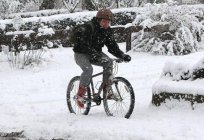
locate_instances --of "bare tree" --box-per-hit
[22,0,63,11]
[39,0,55,10]
[116,0,146,8]
[22,0,43,11]
[82,0,95,10]
[0,0,24,19]
[90,0,115,10]
[63,0,80,12]
[198,0,204,3]
[54,0,64,9]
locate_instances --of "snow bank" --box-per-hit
[153,51,204,95]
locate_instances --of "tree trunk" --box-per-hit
[82,0,95,10]
[116,0,119,8]
[54,0,64,9]
[199,0,204,3]
[39,0,55,10]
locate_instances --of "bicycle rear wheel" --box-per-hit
[103,77,135,119]
[67,76,91,115]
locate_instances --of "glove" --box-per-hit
[122,54,131,62]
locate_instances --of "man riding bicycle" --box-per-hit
[73,9,131,108]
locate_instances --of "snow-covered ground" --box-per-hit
[1,43,204,140]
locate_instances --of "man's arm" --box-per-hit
[105,28,131,62]
[105,28,124,58]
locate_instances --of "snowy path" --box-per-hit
[1,46,204,140]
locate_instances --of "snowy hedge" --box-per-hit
[7,9,70,19]
[0,9,136,32]
[132,3,204,55]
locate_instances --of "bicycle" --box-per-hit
[66,59,135,119]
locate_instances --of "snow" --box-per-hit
[1,43,204,140]
[153,77,204,95]
[1,3,204,140]
[38,27,55,36]
[6,30,35,36]
[8,9,69,19]
[153,51,204,95]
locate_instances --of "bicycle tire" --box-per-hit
[103,77,135,119]
[66,76,91,115]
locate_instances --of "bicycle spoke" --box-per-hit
[119,103,125,116]
[110,102,117,111]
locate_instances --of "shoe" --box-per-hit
[106,90,114,99]
[103,84,114,100]
[76,85,86,108]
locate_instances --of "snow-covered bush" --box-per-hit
[152,51,204,107]
[1,43,52,69]
[132,3,204,55]
[0,23,55,69]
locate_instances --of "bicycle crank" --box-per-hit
[92,94,102,105]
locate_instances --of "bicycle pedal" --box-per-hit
[83,98,91,103]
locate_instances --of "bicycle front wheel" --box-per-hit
[66,76,91,115]
[103,77,135,119]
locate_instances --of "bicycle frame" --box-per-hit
[89,58,122,98]
[89,72,104,96]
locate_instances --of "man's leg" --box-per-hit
[74,53,93,87]
[74,53,93,108]
[91,53,113,86]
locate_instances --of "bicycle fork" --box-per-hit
[102,79,124,102]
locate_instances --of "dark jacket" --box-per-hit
[73,17,124,58]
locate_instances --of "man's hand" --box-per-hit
[122,54,131,62]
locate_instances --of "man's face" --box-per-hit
[99,19,110,29]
